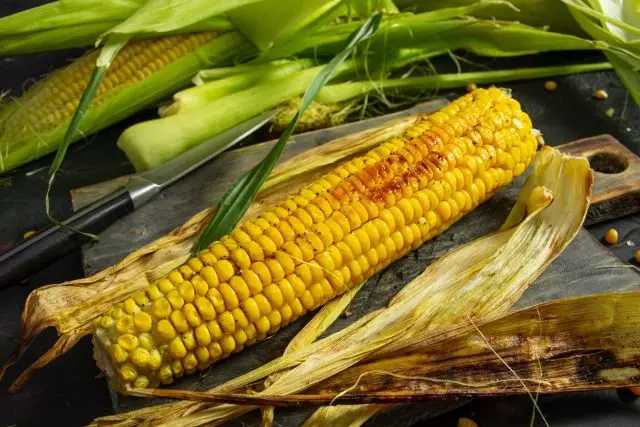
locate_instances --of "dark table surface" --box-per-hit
[1,2,640,426]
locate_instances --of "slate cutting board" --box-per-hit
[71,100,640,425]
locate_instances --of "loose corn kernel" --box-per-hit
[544,80,557,92]
[605,228,618,245]
[594,89,608,100]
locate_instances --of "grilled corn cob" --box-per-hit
[93,88,538,390]
[0,32,219,173]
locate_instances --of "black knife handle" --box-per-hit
[0,190,135,290]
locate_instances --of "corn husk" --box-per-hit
[90,146,593,426]
[130,291,640,406]
[0,114,416,392]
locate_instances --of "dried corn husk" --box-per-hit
[0,116,416,392]
[130,291,640,405]
[91,146,594,426]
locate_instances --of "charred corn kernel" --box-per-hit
[605,228,618,244]
[95,89,537,389]
[111,344,128,363]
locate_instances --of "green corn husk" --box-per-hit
[0,0,234,55]
[159,59,316,117]
[0,32,255,173]
[117,61,356,172]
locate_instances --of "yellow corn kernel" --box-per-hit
[208,342,223,359]
[159,365,173,384]
[194,324,211,346]
[277,279,295,304]
[221,335,236,353]
[116,315,135,335]
[183,352,198,371]
[192,275,209,296]
[194,296,216,320]
[242,270,264,294]
[200,266,219,288]
[171,360,184,377]
[156,279,174,294]
[123,298,140,315]
[207,288,226,313]
[263,284,284,308]
[111,344,128,363]
[182,331,197,350]
[214,260,235,282]
[219,283,240,309]
[183,303,202,327]
[131,348,150,368]
[166,289,185,310]
[251,262,272,286]
[241,298,261,323]
[119,363,138,383]
[232,307,249,329]
[151,298,172,319]
[170,310,190,333]
[134,312,153,333]
[178,281,196,303]
[218,311,236,334]
[118,334,139,351]
[138,332,154,349]
[207,320,224,340]
[149,349,162,370]
[254,293,272,316]
[195,346,210,364]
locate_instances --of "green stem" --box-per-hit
[316,62,614,104]
[162,59,316,116]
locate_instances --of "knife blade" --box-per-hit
[0,110,275,289]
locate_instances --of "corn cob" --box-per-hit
[93,88,538,390]
[0,32,219,173]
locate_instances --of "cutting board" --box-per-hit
[71,100,640,425]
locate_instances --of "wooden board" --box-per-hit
[71,103,640,425]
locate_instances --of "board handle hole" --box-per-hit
[588,151,628,174]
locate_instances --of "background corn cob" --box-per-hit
[93,88,538,390]
[0,31,253,173]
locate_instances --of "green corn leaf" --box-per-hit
[194,11,383,253]
[45,36,128,239]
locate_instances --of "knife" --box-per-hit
[0,110,275,290]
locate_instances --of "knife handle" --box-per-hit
[0,190,135,290]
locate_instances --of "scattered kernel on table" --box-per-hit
[458,417,478,427]
[23,230,36,239]
[635,249,640,263]
[544,80,558,92]
[466,82,477,92]
[605,107,615,118]
[594,89,608,100]
[604,228,618,245]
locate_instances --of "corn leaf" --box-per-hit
[192,12,383,253]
